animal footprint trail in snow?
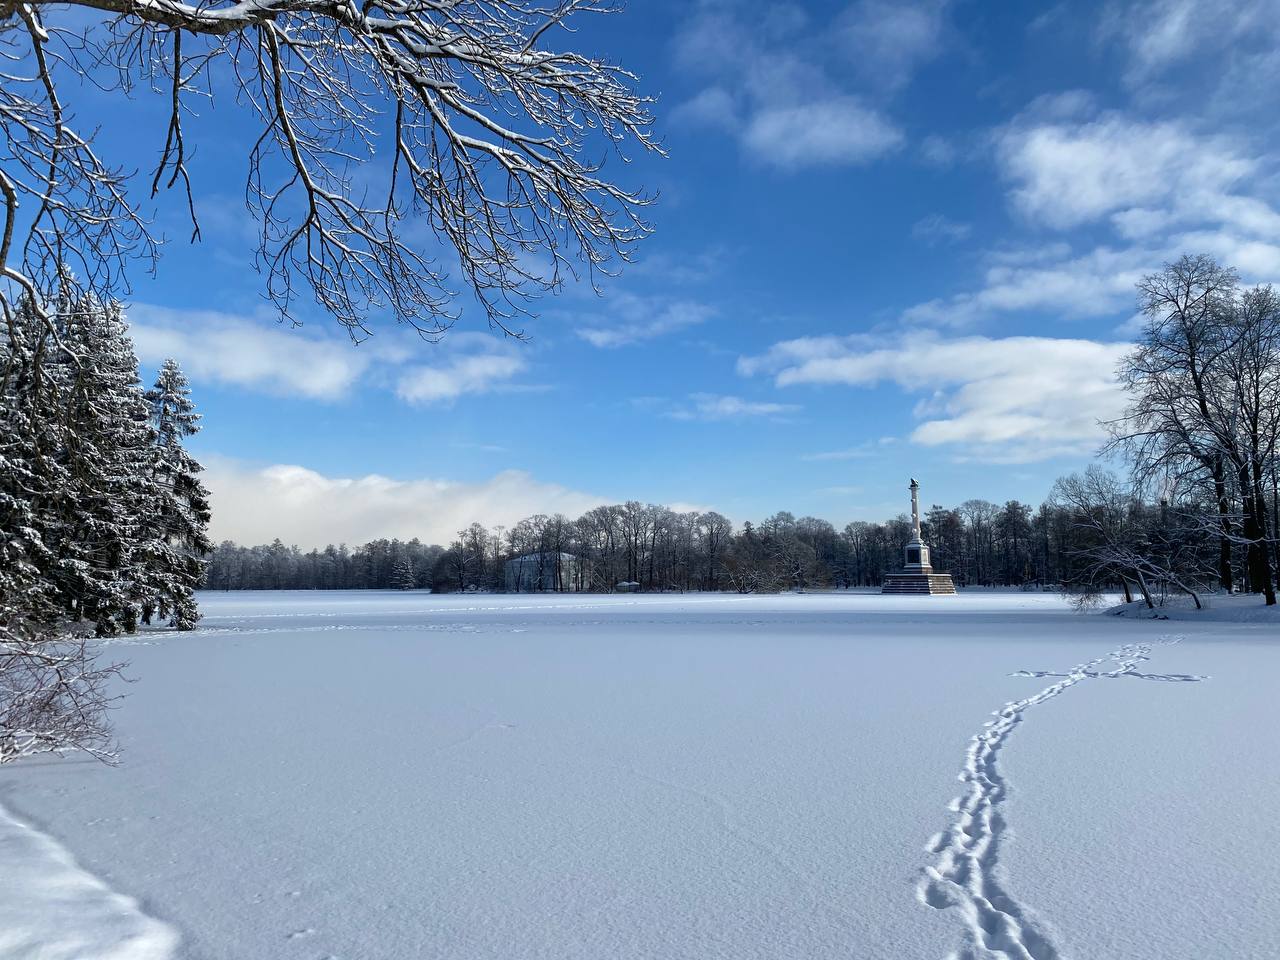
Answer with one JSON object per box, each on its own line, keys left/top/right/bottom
{"left": 919, "top": 637, "right": 1205, "bottom": 960}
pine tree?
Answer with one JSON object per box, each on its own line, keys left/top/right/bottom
{"left": 2, "top": 288, "right": 200, "bottom": 764}
{"left": 392, "top": 556, "right": 416, "bottom": 591}
{"left": 54, "top": 295, "right": 160, "bottom": 635}
{"left": 140, "top": 359, "right": 212, "bottom": 629}
{"left": 0, "top": 298, "right": 66, "bottom": 622}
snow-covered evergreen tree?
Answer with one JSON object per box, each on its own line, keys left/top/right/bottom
{"left": 54, "top": 295, "right": 161, "bottom": 635}
{"left": 2, "top": 287, "right": 214, "bottom": 762}
{"left": 392, "top": 557, "right": 416, "bottom": 591}
{"left": 141, "top": 359, "right": 212, "bottom": 629}
{"left": 0, "top": 298, "right": 66, "bottom": 622}
{"left": 2, "top": 288, "right": 190, "bottom": 635}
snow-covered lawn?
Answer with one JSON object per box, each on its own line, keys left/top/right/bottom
{"left": 3, "top": 591, "right": 1277, "bottom": 960}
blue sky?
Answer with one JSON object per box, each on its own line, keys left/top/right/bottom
{"left": 104, "top": 0, "right": 1280, "bottom": 546}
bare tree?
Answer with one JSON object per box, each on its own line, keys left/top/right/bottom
{"left": 1051, "top": 468, "right": 1211, "bottom": 611}
{"left": 1109, "top": 255, "right": 1277, "bottom": 604}
{"left": 694, "top": 511, "right": 731, "bottom": 591}
{"left": 1, "top": 0, "right": 659, "bottom": 339}
{"left": 0, "top": 608, "right": 124, "bottom": 764}
{"left": 1222, "top": 284, "right": 1280, "bottom": 603}
{"left": 1109, "top": 255, "right": 1240, "bottom": 590}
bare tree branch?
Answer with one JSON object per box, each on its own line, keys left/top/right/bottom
{"left": 1, "top": 0, "right": 660, "bottom": 339}
{"left": 0, "top": 608, "right": 125, "bottom": 764}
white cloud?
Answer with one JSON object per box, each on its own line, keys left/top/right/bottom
{"left": 203, "top": 458, "right": 606, "bottom": 549}
{"left": 672, "top": 1, "right": 924, "bottom": 170}
{"left": 128, "top": 305, "right": 536, "bottom": 405}
{"left": 667, "top": 393, "right": 801, "bottom": 421}
{"left": 897, "top": 107, "right": 1280, "bottom": 328}
{"left": 575, "top": 296, "right": 716, "bottom": 348}
{"left": 997, "top": 113, "right": 1258, "bottom": 232}
{"left": 669, "top": 86, "right": 739, "bottom": 131}
{"left": 128, "top": 305, "right": 372, "bottom": 400}
{"left": 902, "top": 232, "right": 1280, "bottom": 329}
{"left": 395, "top": 333, "right": 529, "bottom": 404}
{"left": 1100, "top": 0, "right": 1279, "bottom": 87}
{"left": 901, "top": 244, "right": 1154, "bottom": 326}
{"left": 833, "top": 0, "right": 950, "bottom": 91}
{"left": 743, "top": 98, "right": 904, "bottom": 169}
{"left": 739, "top": 333, "right": 1130, "bottom": 462}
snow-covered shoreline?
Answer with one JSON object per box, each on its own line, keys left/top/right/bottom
{"left": 1107, "top": 594, "right": 1280, "bottom": 622}
{"left": 0, "top": 800, "right": 178, "bottom": 960}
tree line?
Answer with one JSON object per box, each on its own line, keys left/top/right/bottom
{"left": 1, "top": 289, "right": 211, "bottom": 761}
{"left": 201, "top": 497, "right": 1111, "bottom": 595}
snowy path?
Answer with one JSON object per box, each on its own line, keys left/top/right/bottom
{"left": 920, "top": 638, "right": 1207, "bottom": 960}
{"left": 0, "top": 800, "right": 178, "bottom": 960}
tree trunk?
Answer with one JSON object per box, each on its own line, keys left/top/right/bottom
{"left": 1212, "top": 459, "right": 1234, "bottom": 592}
{"left": 1251, "top": 460, "right": 1276, "bottom": 605}
{"left": 1238, "top": 464, "right": 1273, "bottom": 599}
{"left": 1134, "top": 569, "right": 1154, "bottom": 609}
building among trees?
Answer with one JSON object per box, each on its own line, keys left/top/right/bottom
{"left": 504, "top": 552, "right": 585, "bottom": 593}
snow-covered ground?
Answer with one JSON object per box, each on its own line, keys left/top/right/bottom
{"left": 2, "top": 590, "right": 1277, "bottom": 960}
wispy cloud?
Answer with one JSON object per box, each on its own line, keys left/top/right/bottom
{"left": 666, "top": 393, "right": 801, "bottom": 422}
{"left": 833, "top": 0, "right": 951, "bottom": 92}
{"left": 896, "top": 103, "right": 1280, "bottom": 328}
{"left": 741, "top": 333, "right": 1129, "bottom": 462}
{"left": 1099, "top": 0, "right": 1280, "bottom": 93}
{"left": 575, "top": 296, "right": 716, "bottom": 348}
{"left": 395, "top": 334, "right": 530, "bottom": 405}
{"left": 912, "top": 213, "right": 972, "bottom": 245}
{"left": 816, "top": 484, "right": 865, "bottom": 497}
{"left": 671, "top": 1, "right": 948, "bottom": 170}
{"left": 803, "top": 438, "right": 898, "bottom": 461}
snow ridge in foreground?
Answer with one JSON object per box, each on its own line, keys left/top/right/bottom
{"left": 0, "top": 801, "right": 179, "bottom": 960}
{"left": 919, "top": 638, "right": 1206, "bottom": 960}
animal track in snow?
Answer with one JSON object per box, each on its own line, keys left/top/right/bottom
{"left": 919, "top": 637, "right": 1204, "bottom": 960}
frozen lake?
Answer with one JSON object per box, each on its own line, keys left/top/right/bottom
{"left": 3, "top": 591, "right": 1277, "bottom": 960}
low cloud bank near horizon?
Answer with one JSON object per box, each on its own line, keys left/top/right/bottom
{"left": 203, "top": 458, "right": 609, "bottom": 549}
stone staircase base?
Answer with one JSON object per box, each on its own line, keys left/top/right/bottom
{"left": 881, "top": 573, "right": 957, "bottom": 595}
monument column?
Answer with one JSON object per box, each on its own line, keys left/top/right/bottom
{"left": 910, "top": 479, "right": 921, "bottom": 540}
{"left": 883, "top": 478, "right": 955, "bottom": 594}
{"left": 904, "top": 478, "right": 931, "bottom": 572}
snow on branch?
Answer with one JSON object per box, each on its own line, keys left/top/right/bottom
{"left": 0, "top": 0, "right": 660, "bottom": 338}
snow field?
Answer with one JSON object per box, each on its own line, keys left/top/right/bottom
{"left": 2, "top": 590, "right": 1276, "bottom": 960}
